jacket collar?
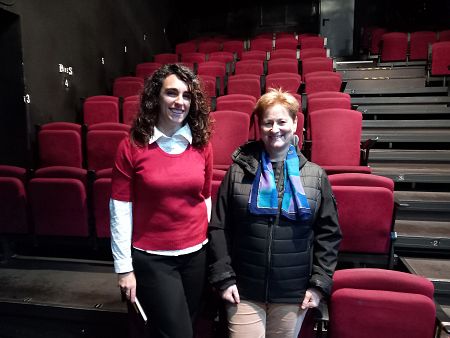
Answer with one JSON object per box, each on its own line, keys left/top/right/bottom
{"left": 232, "top": 140, "right": 308, "bottom": 176}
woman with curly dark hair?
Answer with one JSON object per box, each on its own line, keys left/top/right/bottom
{"left": 110, "top": 64, "right": 213, "bottom": 338}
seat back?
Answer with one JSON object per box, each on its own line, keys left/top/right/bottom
{"left": 249, "top": 38, "right": 273, "bottom": 52}
{"left": 331, "top": 184, "right": 394, "bottom": 254}
{"left": 0, "top": 166, "right": 28, "bottom": 234}
{"left": 222, "top": 40, "right": 245, "bottom": 59}
{"left": 181, "top": 52, "right": 206, "bottom": 64}
{"left": 274, "top": 37, "right": 298, "bottom": 50}
{"left": 175, "top": 41, "right": 197, "bottom": 55}
{"left": 198, "top": 74, "right": 218, "bottom": 99}
{"left": 409, "top": 31, "right": 437, "bottom": 61}
{"left": 380, "top": 32, "right": 408, "bottom": 62}
{"left": 369, "top": 27, "right": 387, "bottom": 54}
{"left": 208, "top": 51, "right": 234, "bottom": 63}
{"left": 301, "top": 57, "right": 334, "bottom": 76}
{"left": 123, "top": 97, "right": 140, "bottom": 126}
{"left": 154, "top": 53, "right": 179, "bottom": 64}
{"left": 93, "top": 177, "right": 112, "bottom": 238}
{"left": 135, "top": 62, "right": 162, "bottom": 79}
{"left": 300, "top": 36, "right": 325, "bottom": 49}
{"left": 300, "top": 48, "right": 327, "bottom": 59}
{"left": 309, "top": 108, "right": 362, "bottom": 166}
{"left": 304, "top": 71, "right": 342, "bottom": 94}
{"left": 329, "top": 268, "right": 436, "bottom": 338}
{"left": 83, "top": 99, "right": 120, "bottom": 126}
{"left": 197, "top": 61, "right": 227, "bottom": 95}
{"left": 198, "top": 40, "right": 221, "bottom": 54}
{"left": 227, "top": 74, "right": 261, "bottom": 99}
{"left": 29, "top": 167, "right": 89, "bottom": 237}
{"left": 240, "top": 50, "right": 267, "bottom": 61}
{"left": 210, "top": 110, "right": 250, "bottom": 170}
{"left": 431, "top": 41, "right": 450, "bottom": 76}
{"left": 38, "top": 122, "right": 83, "bottom": 168}
{"left": 265, "top": 73, "right": 302, "bottom": 93}
{"left": 234, "top": 60, "right": 264, "bottom": 75}
{"left": 439, "top": 29, "right": 450, "bottom": 41}
{"left": 86, "top": 126, "right": 129, "bottom": 171}
{"left": 270, "top": 49, "right": 297, "bottom": 60}
{"left": 328, "top": 172, "right": 394, "bottom": 191}
{"left": 267, "top": 58, "right": 298, "bottom": 74}
{"left": 216, "top": 94, "right": 257, "bottom": 104}
{"left": 113, "top": 76, "right": 144, "bottom": 98}
{"left": 307, "top": 95, "right": 351, "bottom": 114}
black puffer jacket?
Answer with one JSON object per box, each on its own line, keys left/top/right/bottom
{"left": 208, "top": 141, "right": 341, "bottom": 304}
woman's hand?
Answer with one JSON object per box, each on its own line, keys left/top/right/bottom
{"left": 221, "top": 284, "right": 240, "bottom": 304}
{"left": 301, "top": 288, "right": 323, "bottom": 309}
{"left": 118, "top": 271, "right": 136, "bottom": 303}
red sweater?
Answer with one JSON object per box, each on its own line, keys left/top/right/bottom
{"left": 111, "top": 138, "right": 213, "bottom": 250}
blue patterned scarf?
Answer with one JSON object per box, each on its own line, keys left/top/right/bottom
{"left": 248, "top": 144, "right": 311, "bottom": 221}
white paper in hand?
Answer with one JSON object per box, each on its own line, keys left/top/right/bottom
{"left": 133, "top": 297, "right": 148, "bottom": 324}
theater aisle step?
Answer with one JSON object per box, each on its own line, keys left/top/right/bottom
{"left": 400, "top": 257, "right": 450, "bottom": 337}
{"left": 370, "top": 163, "right": 450, "bottom": 184}
{"left": 369, "top": 149, "right": 450, "bottom": 163}
{"left": 0, "top": 256, "right": 127, "bottom": 338}
{"left": 395, "top": 220, "right": 450, "bottom": 251}
{"left": 339, "top": 65, "right": 426, "bottom": 80}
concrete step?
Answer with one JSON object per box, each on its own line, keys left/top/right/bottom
{"left": 369, "top": 149, "right": 450, "bottom": 163}
{"left": 371, "top": 163, "right": 450, "bottom": 184}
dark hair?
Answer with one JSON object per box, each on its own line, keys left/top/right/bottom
{"left": 131, "top": 64, "right": 211, "bottom": 148}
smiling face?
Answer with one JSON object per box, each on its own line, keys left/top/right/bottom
{"left": 157, "top": 74, "right": 192, "bottom": 136}
{"left": 260, "top": 103, "right": 297, "bottom": 161}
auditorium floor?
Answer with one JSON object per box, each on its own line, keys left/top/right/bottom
{"left": 0, "top": 256, "right": 127, "bottom": 338}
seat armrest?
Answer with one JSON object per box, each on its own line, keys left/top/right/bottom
{"left": 360, "top": 137, "right": 378, "bottom": 165}
{"left": 436, "top": 302, "right": 450, "bottom": 334}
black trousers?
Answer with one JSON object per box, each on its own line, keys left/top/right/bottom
{"left": 132, "top": 246, "right": 207, "bottom": 338}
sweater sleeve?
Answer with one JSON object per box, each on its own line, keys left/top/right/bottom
{"left": 207, "top": 167, "right": 236, "bottom": 289}
{"left": 308, "top": 171, "right": 342, "bottom": 297}
{"left": 111, "top": 138, "right": 134, "bottom": 202}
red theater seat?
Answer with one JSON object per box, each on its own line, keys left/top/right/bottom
{"left": 328, "top": 268, "right": 436, "bottom": 338}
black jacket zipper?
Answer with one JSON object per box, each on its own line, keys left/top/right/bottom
{"left": 264, "top": 162, "right": 284, "bottom": 302}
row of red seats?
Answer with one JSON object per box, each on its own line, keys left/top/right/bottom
{"left": 362, "top": 27, "right": 450, "bottom": 56}
{"left": 0, "top": 165, "right": 110, "bottom": 239}
{"left": 81, "top": 86, "right": 348, "bottom": 132}
{"left": 83, "top": 95, "right": 139, "bottom": 126}
{"left": 0, "top": 162, "right": 432, "bottom": 337}
{"left": 147, "top": 47, "right": 329, "bottom": 73}
{"left": 378, "top": 33, "right": 450, "bottom": 75}
{"left": 136, "top": 55, "right": 333, "bottom": 78}
{"left": 4, "top": 162, "right": 435, "bottom": 338}
{"left": 174, "top": 34, "right": 326, "bottom": 57}
{"left": 42, "top": 96, "right": 348, "bottom": 174}
{"left": 210, "top": 105, "right": 371, "bottom": 183}
{"left": 36, "top": 121, "right": 129, "bottom": 172}
{"left": 41, "top": 91, "right": 365, "bottom": 183}
{"left": 0, "top": 165, "right": 393, "bottom": 271}
{"left": 122, "top": 60, "right": 339, "bottom": 103}
{"left": 361, "top": 27, "right": 450, "bottom": 77}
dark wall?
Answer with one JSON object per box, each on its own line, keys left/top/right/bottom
{"left": 166, "top": 1, "right": 319, "bottom": 43}
{"left": 0, "top": 0, "right": 170, "bottom": 166}
{"left": 0, "top": 9, "right": 28, "bottom": 167}
{"left": 355, "top": 0, "right": 450, "bottom": 32}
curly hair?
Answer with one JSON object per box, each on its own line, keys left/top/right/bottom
{"left": 131, "top": 64, "right": 212, "bottom": 148}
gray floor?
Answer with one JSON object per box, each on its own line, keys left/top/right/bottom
{"left": 0, "top": 256, "right": 125, "bottom": 312}
{"left": 0, "top": 256, "right": 129, "bottom": 338}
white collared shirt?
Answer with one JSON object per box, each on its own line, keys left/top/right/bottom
{"left": 110, "top": 125, "right": 211, "bottom": 273}
{"left": 149, "top": 124, "right": 192, "bottom": 154}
